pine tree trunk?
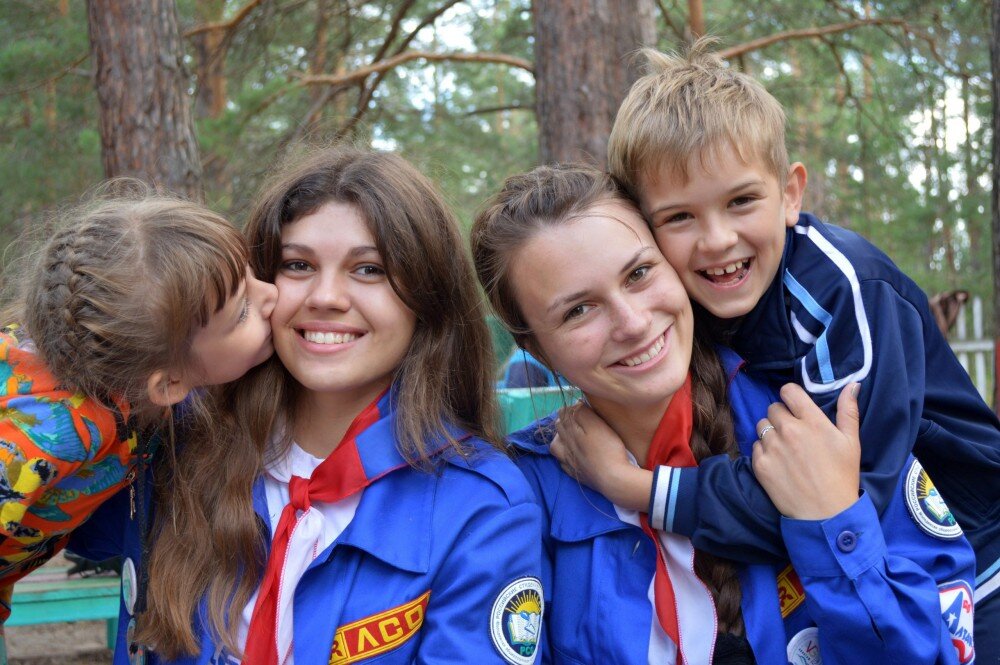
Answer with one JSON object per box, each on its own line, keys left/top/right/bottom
{"left": 533, "top": 0, "right": 656, "bottom": 166}
{"left": 86, "top": 0, "right": 203, "bottom": 200}
{"left": 991, "top": 0, "right": 1000, "bottom": 411}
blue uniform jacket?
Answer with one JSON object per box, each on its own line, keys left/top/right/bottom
{"left": 70, "top": 391, "right": 544, "bottom": 665}
{"left": 654, "top": 214, "right": 1000, "bottom": 602}
{"left": 510, "top": 349, "right": 976, "bottom": 664}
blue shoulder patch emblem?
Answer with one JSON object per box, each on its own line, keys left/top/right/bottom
{"left": 904, "top": 459, "right": 962, "bottom": 539}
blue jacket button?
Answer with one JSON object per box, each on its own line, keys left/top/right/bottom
{"left": 836, "top": 530, "right": 857, "bottom": 553}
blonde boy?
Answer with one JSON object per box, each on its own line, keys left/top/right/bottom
{"left": 567, "top": 40, "right": 998, "bottom": 659}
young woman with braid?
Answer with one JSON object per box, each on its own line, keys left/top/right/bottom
{"left": 0, "top": 186, "right": 276, "bottom": 657}
{"left": 471, "top": 164, "right": 976, "bottom": 664}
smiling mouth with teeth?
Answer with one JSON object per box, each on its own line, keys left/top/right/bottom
{"left": 302, "top": 330, "right": 359, "bottom": 345}
{"left": 619, "top": 333, "right": 666, "bottom": 368}
{"left": 699, "top": 258, "right": 752, "bottom": 284}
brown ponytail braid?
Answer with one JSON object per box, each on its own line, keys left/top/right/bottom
{"left": 688, "top": 333, "right": 744, "bottom": 635}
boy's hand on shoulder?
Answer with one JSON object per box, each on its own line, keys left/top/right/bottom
{"left": 551, "top": 403, "right": 652, "bottom": 511}
{"left": 751, "top": 383, "right": 861, "bottom": 520}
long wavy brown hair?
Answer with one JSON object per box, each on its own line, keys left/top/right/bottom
{"left": 141, "top": 145, "right": 502, "bottom": 658}
{"left": 471, "top": 163, "right": 745, "bottom": 634}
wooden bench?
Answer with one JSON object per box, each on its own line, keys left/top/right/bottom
{"left": 9, "top": 565, "right": 119, "bottom": 649}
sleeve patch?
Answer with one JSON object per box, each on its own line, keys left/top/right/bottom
{"left": 903, "top": 459, "right": 962, "bottom": 540}
{"left": 938, "top": 580, "right": 975, "bottom": 663}
{"left": 490, "top": 577, "right": 542, "bottom": 664}
{"left": 786, "top": 627, "right": 821, "bottom": 665}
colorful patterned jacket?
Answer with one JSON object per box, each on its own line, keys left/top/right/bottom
{"left": 0, "top": 329, "right": 136, "bottom": 619}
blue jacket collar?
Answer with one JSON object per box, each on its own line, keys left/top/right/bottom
{"left": 509, "top": 416, "right": 636, "bottom": 542}
{"left": 252, "top": 389, "right": 459, "bottom": 575}
{"left": 730, "top": 216, "right": 805, "bottom": 368}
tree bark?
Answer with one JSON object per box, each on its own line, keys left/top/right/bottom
{"left": 86, "top": 0, "right": 203, "bottom": 200}
{"left": 191, "top": 0, "right": 229, "bottom": 120}
{"left": 991, "top": 0, "right": 1000, "bottom": 411}
{"left": 533, "top": 0, "right": 656, "bottom": 166}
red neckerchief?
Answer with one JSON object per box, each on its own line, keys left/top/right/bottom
{"left": 243, "top": 396, "right": 382, "bottom": 665}
{"left": 638, "top": 374, "right": 696, "bottom": 652}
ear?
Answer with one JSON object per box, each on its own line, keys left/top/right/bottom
{"left": 782, "top": 162, "right": 808, "bottom": 228}
{"left": 146, "top": 369, "right": 192, "bottom": 407}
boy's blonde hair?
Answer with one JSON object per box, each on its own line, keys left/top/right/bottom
{"left": 608, "top": 38, "right": 789, "bottom": 198}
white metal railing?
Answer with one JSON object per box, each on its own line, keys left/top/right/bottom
{"left": 949, "top": 296, "right": 993, "bottom": 403}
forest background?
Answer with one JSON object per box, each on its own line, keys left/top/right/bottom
{"left": 0, "top": 0, "right": 994, "bottom": 380}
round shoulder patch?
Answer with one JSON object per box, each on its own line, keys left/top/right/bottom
{"left": 121, "top": 557, "right": 137, "bottom": 615}
{"left": 904, "top": 459, "right": 962, "bottom": 539}
{"left": 786, "top": 626, "right": 822, "bottom": 665}
{"left": 490, "top": 577, "right": 543, "bottom": 665}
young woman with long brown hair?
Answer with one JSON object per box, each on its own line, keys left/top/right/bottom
{"left": 471, "top": 163, "right": 976, "bottom": 665}
{"left": 70, "top": 147, "right": 543, "bottom": 665}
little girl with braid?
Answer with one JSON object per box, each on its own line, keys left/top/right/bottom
{"left": 0, "top": 184, "right": 276, "bottom": 653}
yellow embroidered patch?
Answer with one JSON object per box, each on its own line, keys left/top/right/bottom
{"left": 329, "top": 590, "right": 431, "bottom": 664}
{"left": 776, "top": 564, "right": 806, "bottom": 618}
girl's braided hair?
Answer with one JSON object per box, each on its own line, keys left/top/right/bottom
{"left": 15, "top": 180, "right": 246, "bottom": 417}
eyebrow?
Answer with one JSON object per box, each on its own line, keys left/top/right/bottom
{"left": 647, "top": 177, "right": 767, "bottom": 216}
{"left": 545, "top": 246, "right": 655, "bottom": 315}
{"left": 280, "top": 243, "right": 380, "bottom": 259}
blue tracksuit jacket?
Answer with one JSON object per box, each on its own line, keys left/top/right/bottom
{"left": 69, "top": 391, "right": 544, "bottom": 665}
{"left": 650, "top": 214, "right": 1000, "bottom": 657}
{"left": 510, "top": 349, "right": 976, "bottom": 664}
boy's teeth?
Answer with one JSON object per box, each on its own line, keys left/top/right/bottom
{"left": 303, "top": 331, "right": 358, "bottom": 345}
{"left": 705, "top": 259, "right": 747, "bottom": 276}
{"left": 622, "top": 334, "right": 665, "bottom": 367}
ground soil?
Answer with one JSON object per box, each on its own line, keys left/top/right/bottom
{"left": 6, "top": 555, "right": 114, "bottom": 664}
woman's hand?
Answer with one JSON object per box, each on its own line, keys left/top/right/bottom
{"left": 551, "top": 403, "right": 652, "bottom": 511}
{"left": 751, "top": 383, "right": 862, "bottom": 520}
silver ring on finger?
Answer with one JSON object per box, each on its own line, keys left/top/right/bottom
{"left": 758, "top": 424, "right": 776, "bottom": 440}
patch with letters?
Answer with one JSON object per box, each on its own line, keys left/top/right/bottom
{"left": 904, "top": 459, "right": 962, "bottom": 539}
{"left": 776, "top": 564, "right": 806, "bottom": 618}
{"left": 328, "top": 590, "right": 430, "bottom": 664}
{"left": 489, "top": 577, "right": 542, "bottom": 664}
{"left": 939, "top": 580, "right": 975, "bottom": 664}
{"left": 786, "top": 627, "right": 822, "bottom": 665}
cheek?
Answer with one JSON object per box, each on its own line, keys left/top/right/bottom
{"left": 272, "top": 281, "right": 305, "bottom": 319}
{"left": 654, "top": 232, "right": 691, "bottom": 270}
{"left": 538, "top": 326, "right": 604, "bottom": 379}
{"left": 375, "top": 290, "right": 417, "bottom": 332}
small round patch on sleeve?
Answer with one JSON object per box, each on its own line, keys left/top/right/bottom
{"left": 490, "top": 577, "right": 543, "bottom": 664}
{"left": 786, "top": 627, "right": 821, "bottom": 665}
{"left": 904, "top": 458, "right": 962, "bottom": 539}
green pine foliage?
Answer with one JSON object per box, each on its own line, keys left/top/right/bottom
{"left": 0, "top": 0, "right": 992, "bottom": 311}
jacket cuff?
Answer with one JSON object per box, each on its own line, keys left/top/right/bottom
{"left": 780, "top": 491, "right": 885, "bottom": 578}
{"left": 649, "top": 465, "right": 698, "bottom": 536}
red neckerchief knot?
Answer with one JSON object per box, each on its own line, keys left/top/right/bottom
{"left": 244, "top": 395, "right": 382, "bottom": 665}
